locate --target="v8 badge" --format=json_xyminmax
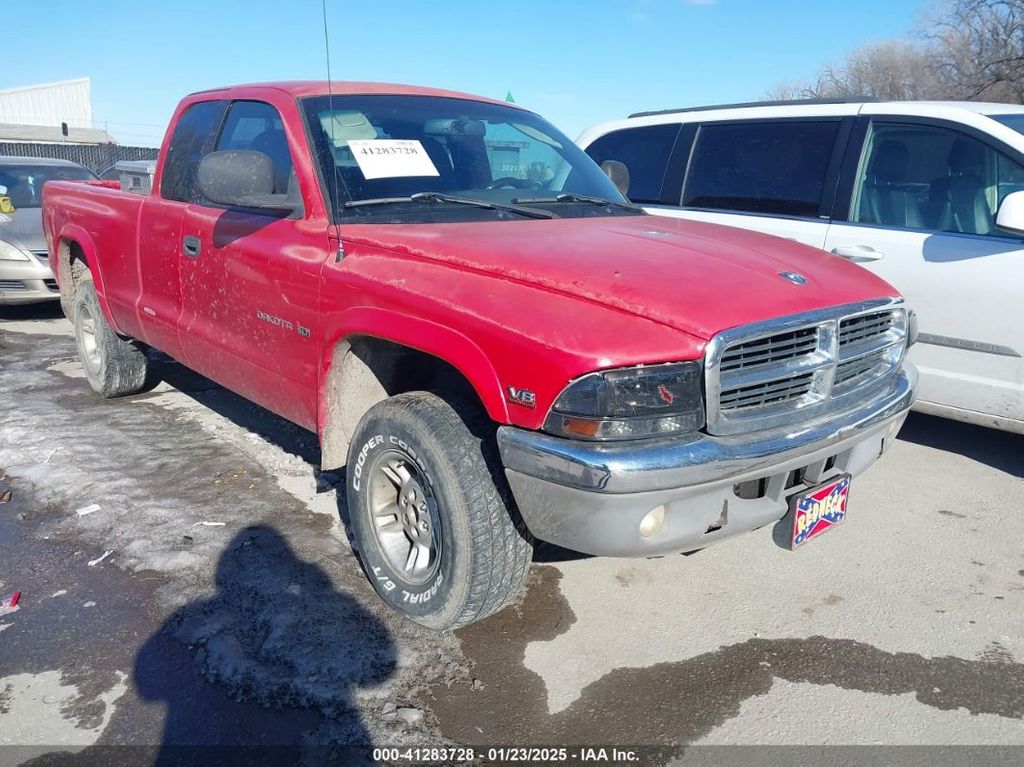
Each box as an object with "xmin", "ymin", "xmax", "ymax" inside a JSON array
[{"xmin": 507, "ymin": 386, "xmax": 536, "ymax": 408}]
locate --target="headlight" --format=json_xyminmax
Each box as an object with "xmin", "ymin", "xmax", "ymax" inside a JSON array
[
  {"xmin": 544, "ymin": 362, "xmax": 704, "ymax": 440},
  {"xmin": 0, "ymin": 240, "xmax": 31, "ymax": 262}
]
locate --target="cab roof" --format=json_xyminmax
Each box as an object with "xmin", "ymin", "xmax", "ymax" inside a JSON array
[{"xmin": 187, "ymin": 80, "xmax": 518, "ymax": 108}]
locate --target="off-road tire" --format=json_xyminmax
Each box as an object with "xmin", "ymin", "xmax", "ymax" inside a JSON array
[
  {"xmin": 346, "ymin": 391, "xmax": 533, "ymax": 629},
  {"xmin": 72, "ymin": 276, "xmax": 149, "ymax": 397}
]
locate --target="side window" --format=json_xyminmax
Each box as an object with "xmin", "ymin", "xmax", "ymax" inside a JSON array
[
  {"xmin": 584, "ymin": 124, "xmax": 681, "ymax": 203},
  {"xmin": 850, "ymin": 122, "xmax": 1024, "ymax": 236},
  {"xmin": 160, "ymin": 100, "xmax": 226, "ymax": 203},
  {"xmin": 682, "ymin": 120, "xmax": 841, "ymax": 217},
  {"xmin": 216, "ymin": 101, "xmax": 295, "ymax": 196}
]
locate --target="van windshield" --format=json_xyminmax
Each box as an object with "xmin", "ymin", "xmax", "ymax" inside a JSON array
[{"xmin": 300, "ymin": 94, "xmax": 638, "ymax": 223}]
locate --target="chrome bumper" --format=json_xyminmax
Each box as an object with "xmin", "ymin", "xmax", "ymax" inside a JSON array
[{"xmin": 498, "ymin": 366, "xmax": 917, "ymax": 557}]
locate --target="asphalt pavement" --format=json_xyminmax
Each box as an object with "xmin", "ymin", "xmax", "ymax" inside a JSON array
[{"xmin": 1, "ymin": 304, "xmax": 1022, "ymax": 765}]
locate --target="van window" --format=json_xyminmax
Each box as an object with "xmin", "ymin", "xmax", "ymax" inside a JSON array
[
  {"xmin": 850, "ymin": 121, "xmax": 1024, "ymax": 236},
  {"xmin": 584, "ymin": 124, "xmax": 680, "ymax": 203},
  {"xmin": 160, "ymin": 100, "xmax": 227, "ymax": 203},
  {"xmin": 682, "ymin": 120, "xmax": 841, "ymax": 217}
]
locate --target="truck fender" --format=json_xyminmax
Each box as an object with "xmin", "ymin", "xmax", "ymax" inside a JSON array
[
  {"xmin": 319, "ymin": 307, "xmax": 510, "ymax": 467},
  {"xmin": 57, "ymin": 224, "xmax": 121, "ymax": 333}
]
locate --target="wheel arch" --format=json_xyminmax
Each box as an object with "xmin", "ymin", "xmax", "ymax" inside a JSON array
[
  {"xmin": 318, "ymin": 308, "xmax": 509, "ymax": 470},
  {"xmin": 56, "ymin": 224, "xmax": 117, "ymax": 329}
]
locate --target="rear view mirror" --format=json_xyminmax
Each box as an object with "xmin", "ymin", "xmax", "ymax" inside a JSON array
[
  {"xmin": 996, "ymin": 190, "xmax": 1024, "ymax": 235},
  {"xmin": 601, "ymin": 160, "xmax": 630, "ymax": 198},
  {"xmin": 198, "ymin": 150, "xmax": 299, "ymax": 215}
]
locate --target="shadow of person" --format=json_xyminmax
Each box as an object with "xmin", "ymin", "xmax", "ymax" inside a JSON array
[{"xmin": 134, "ymin": 525, "xmax": 396, "ymax": 765}]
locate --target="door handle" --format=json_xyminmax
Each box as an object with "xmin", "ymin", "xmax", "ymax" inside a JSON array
[
  {"xmin": 831, "ymin": 245, "xmax": 884, "ymax": 262},
  {"xmin": 182, "ymin": 235, "xmax": 201, "ymax": 258}
]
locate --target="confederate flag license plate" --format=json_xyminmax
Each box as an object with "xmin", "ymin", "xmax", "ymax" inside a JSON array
[{"xmin": 789, "ymin": 474, "xmax": 851, "ymax": 549}]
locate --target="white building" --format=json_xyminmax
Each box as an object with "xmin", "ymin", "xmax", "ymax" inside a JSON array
[{"xmin": 0, "ymin": 78, "xmax": 113, "ymax": 144}]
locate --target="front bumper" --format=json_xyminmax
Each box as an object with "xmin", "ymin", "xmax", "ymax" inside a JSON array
[
  {"xmin": 0, "ymin": 253, "xmax": 58, "ymax": 305},
  {"xmin": 498, "ymin": 365, "xmax": 917, "ymax": 557}
]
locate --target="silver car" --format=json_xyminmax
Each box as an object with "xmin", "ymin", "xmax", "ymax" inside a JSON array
[{"xmin": 0, "ymin": 157, "xmax": 98, "ymax": 305}]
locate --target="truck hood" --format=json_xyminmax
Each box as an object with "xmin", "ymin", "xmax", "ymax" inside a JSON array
[{"xmin": 342, "ymin": 215, "xmax": 899, "ymax": 341}]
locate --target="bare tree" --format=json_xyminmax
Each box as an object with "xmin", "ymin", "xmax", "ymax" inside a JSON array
[
  {"xmin": 765, "ymin": 41, "xmax": 943, "ymax": 101},
  {"xmin": 766, "ymin": 0, "xmax": 1024, "ymax": 104},
  {"xmin": 930, "ymin": 0, "xmax": 1024, "ymax": 101}
]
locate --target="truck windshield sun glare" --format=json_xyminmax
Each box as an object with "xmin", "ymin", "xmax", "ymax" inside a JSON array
[{"xmin": 299, "ymin": 94, "xmax": 638, "ymax": 223}]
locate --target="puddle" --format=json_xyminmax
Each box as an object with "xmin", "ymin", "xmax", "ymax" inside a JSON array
[{"xmin": 428, "ymin": 565, "xmax": 1024, "ymax": 749}]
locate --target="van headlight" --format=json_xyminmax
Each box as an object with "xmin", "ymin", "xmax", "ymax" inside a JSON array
[
  {"xmin": 543, "ymin": 362, "xmax": 704, "ymax": 440},
  {"xmin": 0, "ymin": 240, "xmax": 31, "ymax": 262}
]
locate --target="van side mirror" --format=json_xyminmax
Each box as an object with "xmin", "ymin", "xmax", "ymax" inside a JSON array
[
  {"xmin": 996, "ymin": 190, "xmax": 1024, "ymax": 235},
  {"xmin": 198, "ymin": 150, "xmax": 299, "ymax": 215},
  {"xmin": 600, "ymin": 160, "xmax": 630, "ymax": 198}
]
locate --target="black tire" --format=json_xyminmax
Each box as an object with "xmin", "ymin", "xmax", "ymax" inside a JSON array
[
  {"xmin": 346, "ymin": 391, "xmax": 533, "ymax": 629},
  {"xmin": 72, "ymin": 276, "xmax": 149, "ymax": 397}
]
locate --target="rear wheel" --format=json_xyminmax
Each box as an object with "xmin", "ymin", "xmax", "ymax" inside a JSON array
[
  {"xmin": 346, "ymin": 391, "xmax": 533, "ymax": 629},
  {"xmin": 72, "ymin": 276, "xmax": 149, "ymax": 397}
]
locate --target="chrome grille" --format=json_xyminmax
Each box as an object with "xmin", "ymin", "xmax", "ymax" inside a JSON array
[
  {"xmin": 705, "ymin": 299, "xmax": 907, "ymax": 436},
  {"xmin": 719, "ymin": 327, "xmax": 818, "ymax": 373},
  {"xmin": 840, "ymin": 310, "xmax": 896, "ymax": 348},
  {"xmin": 720, "ymin": 371, "xmax": 815, "ymax": 409},
  {"xmin": 834, "ymin": 351, "xmax": 888, "ymax": 392}
]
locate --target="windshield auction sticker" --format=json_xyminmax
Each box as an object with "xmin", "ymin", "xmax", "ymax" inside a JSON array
[{"xmin": 348, "ymin": 139, "xmax": 440, "ymax": 180}]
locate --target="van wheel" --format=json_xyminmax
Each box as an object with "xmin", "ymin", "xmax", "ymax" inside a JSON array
[
  {"xmin": 346, "ymin": 392, "xmax": 533, "ymax": 630},
  {"xmin": 72, "ymin": 276, "xmax": 149, "ymax": 397}
]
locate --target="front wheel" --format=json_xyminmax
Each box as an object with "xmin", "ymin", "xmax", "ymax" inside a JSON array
[{"xmin": 346, "ymin": 392, "xmax": 533, "ymax": 629}]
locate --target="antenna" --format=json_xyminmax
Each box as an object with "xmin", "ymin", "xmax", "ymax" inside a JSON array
[{"xmin": 321, "ymin": 0, "xmax": 346, "ymax": 261}]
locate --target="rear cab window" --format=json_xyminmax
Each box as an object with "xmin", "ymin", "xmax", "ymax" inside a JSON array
[{"xmin": 682, "ymin": 120, "xmax": 842, "ymax": 217}]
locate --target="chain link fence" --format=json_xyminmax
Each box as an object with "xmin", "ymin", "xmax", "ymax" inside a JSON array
[{"xmin": 0, "ymin": 142, "xmax": 158, "ymax": 174}]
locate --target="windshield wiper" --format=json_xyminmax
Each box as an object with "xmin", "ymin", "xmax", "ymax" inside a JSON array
[
  {"xmin": 343, "ymin": 192, "xmax": 556, "ymax": 219},
  {"xmin": 511, "ymin": 193, "xmax": 644, "ymax": 212}
]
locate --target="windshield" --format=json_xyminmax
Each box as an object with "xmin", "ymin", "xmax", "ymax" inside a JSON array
[
  {"xmin": 300, "ymin": 95, "xmax": 635, "ymax": 223},
  {"xmin": 991, "ymin": 114, "xmax": 1024, "ymax": 136},
  {"xmin": 0, "ymin": 163, "xmax": 97, "ymax": 209}
]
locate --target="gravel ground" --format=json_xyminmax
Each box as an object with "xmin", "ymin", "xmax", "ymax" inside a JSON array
[{"xmin": 1, "ymin": 304, "xmax": 1022, "ymax": 765}]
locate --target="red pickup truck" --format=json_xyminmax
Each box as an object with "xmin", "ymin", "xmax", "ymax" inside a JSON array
[{"xmin": 43, "ymin": 82, "xmax": 916, "ymax": 629}]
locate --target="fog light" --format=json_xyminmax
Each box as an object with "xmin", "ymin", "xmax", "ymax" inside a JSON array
[{"xmin": 639, "ymin": 505, "xmax": 666, "ymax": 538}]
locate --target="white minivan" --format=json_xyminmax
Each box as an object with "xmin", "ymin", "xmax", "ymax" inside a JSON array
[{"xmin": 580, "ymin": 99, "xmax": 1024, "ymax": 434}]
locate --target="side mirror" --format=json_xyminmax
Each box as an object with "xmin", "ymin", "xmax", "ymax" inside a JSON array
[
  {"xmin": 600, "ymin": 159, "xmax": 630, "ymax": 198},
  {"xmin": 996, "ymin": 189, "xmax": 1024, "ymax": 235},
  {"xmin": 198, "ymin": 150, "xmax": 299, "ymax": 215}
]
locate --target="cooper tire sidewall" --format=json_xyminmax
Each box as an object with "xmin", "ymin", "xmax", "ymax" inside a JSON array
[{"xmin": 347, "ymin": 414, "xmax": 471, "ymax": 625}]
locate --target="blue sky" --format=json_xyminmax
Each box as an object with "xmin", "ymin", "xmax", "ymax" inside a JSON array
[{"xmin": 4, "ymin": 0, "xmax": 925, "ymax": 147}]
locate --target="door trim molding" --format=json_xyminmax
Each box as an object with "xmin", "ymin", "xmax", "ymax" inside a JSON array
[{"xmin": 917, "ymin": 332, "xmax": 1021, "ymax": 357}]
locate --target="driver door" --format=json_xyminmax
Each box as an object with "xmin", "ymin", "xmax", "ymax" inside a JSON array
[{"xmin": 178, "ymin": 98, "xmax": 324, "ymax": 429}]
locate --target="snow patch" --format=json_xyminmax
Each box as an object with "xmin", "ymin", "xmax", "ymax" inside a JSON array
[{"xmin": 0, "ymin": 669, "xmax": 127, "ymax": 746}]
